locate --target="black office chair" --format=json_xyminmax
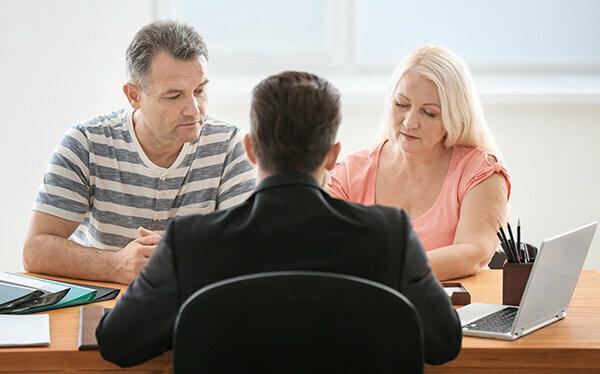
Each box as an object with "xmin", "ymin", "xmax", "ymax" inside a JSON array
[{"xmin": 173, "ymin": 271, "xmax": 424, "ymax": 374}]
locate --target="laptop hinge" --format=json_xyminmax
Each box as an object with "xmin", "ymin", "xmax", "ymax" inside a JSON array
[{"xmin": 513, "ymin": 310, "xmax": 566, "ymax": 336}]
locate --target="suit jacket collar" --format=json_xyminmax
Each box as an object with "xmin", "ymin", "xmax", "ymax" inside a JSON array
[{"xmin": 253, "ymin": 172, "xmax": 323, "ymax": 195}]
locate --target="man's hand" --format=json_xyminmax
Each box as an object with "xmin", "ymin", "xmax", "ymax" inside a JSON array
[
  {"xmin": 111, "ymin": 227, "xmax": 161, "ymax": 284},
  {"xmin": 136, "ymin": 226, "xmax": 162, "ymax": 244}
]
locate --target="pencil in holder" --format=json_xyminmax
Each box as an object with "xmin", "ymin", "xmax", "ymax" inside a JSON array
[{"xmin": 502, "ymin": 262, "xmax": 533, "ymax": 306}]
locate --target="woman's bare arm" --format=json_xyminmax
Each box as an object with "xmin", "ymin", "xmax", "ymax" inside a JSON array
[{"xmin": 426, "ymin": 173, "xmax": 508, "ymax": 280}]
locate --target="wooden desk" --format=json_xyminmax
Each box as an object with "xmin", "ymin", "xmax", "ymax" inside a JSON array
[
  {"xmin": 0, "ymin": 275, "xmax": 171, "ymax": 373},
  {"xmin": 1, "ymin": 270, "xmax": 599, "ymax": 373},
  {"xmin": 429, "ymin": 269, "xmax": 600, "ymax": 373}
]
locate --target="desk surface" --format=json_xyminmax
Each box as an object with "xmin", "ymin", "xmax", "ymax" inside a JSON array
[
  {"xmin": 437, "ymin": 269, "xmax": 600, "ymax": 374},
  {"xmin": 1, "ymin": 270, "xmax": 599, "ymax": 373}
]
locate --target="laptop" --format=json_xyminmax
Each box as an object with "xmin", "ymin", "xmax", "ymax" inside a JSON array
[{"xmin": 458, "ymin": 221, "xmax": 598, "ymax": 340}]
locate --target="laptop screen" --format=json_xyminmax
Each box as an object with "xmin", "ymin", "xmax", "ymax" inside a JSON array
[{"xmin": 513, "ymin": 222, "xmax": 597, "ymax": 333}]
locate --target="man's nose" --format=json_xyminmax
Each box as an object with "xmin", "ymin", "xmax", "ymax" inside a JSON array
[{"xmin": 182, "ymin": 96, "xmax": 201, "ymax": 117}]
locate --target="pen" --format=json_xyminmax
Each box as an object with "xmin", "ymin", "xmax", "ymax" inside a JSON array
[
  {"xmin": 517, "ymin": 219, "xmax": 521, "ymax": 254},
  {"xmin": 498, "ymin": 222, "xmax": 517, "ymax": 263},
  {"xmin": 497, "ymin": 222, "xmax": 514, "ymax": 263},
  {"xmin": 497, "ymin": 232, "xmax": 513, "ymax": 262},
  {"xmin": 507, "ymin": 222, "xmax": 520, "ymax": 263}
]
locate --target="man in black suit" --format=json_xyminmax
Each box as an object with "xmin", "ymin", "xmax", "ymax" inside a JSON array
[{"xmin": 96, "ymin": 71, "xmax": 462, "ymax": 367}]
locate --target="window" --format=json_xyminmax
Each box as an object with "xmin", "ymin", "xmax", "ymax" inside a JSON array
[
  {"xmin": 161, "ymin": 0, "xmax": 600, "ymax": 73},
  {"xmin": 156, "ymin": 0, "xmax": 600, "ymax": 102},
  {"xmin": 169, "ymin": 0, "xmax": 338, "ymax": 72},
  {"xmin": 354, "ymin": 0, "xmax": 600, "ymax": 72}
]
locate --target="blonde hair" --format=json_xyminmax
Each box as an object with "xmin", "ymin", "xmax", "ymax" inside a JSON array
[{"xmin": 382, "ymin": 45, "xmax": 500, "ymax": 155}]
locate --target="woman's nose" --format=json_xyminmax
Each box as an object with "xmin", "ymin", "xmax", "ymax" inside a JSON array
[{"xmin": 403, "ymin": 109, "xmax": 419, "ymax": 129}]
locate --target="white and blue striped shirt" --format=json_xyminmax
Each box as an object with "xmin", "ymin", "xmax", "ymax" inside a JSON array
[{"xmin": 33, "ymin": 109, "xmax": 256, "ymax": 250}]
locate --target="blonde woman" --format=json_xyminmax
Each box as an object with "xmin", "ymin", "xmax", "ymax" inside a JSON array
[{"xmin": 328, "ymin": 45, "xmax": 510, "ymax": 281}]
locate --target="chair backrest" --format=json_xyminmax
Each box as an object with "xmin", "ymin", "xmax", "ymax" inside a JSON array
[{"xmin": 173, "ymin": 271, "xmax": 424, "ymax": 374}]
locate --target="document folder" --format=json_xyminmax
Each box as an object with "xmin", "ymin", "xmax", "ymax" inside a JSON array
[
  {"xmin": 58, "ymin": 280, "xmax": 120, "ymax": 302},
  {"xmin": 0, "ymin": 273, "xmax": 119, "ymax": 314},
  {"xmin": 0, "ymin": 282, "xmax": 44, "ymax": 310},
  {"xmin": 0, "ymin": 272, "xmax": 69, "ymax": 313},
  {"xmin": 12, "ymin": 275, "xmax": 97, "ymax": 314}
]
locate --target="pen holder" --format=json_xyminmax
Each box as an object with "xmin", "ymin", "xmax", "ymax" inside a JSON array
[{"xmin": 502, "ymin": 262, "xmax": 533, "ymax": 306}]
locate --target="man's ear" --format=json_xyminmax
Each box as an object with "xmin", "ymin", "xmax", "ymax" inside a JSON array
[
  {"xmin": 123, "ymin": 83, "xmax": 141, "ymax": 109},
  {"xmin": 324, "ymin": 142, "xmax": 341, "ymax": 171},
  {"xmin": 243, "ymin": 133, "xmax": 257, "ymax": 165}
]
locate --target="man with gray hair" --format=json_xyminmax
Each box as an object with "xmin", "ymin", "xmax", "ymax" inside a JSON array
[{"xmin": 23, "ymin": 20, "xmax": 255, "ymax": 284}]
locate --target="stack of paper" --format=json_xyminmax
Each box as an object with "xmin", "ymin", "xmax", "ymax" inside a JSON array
[{"xmin": 0, "ymin": 314, "xmax": 50, "ymax": 347}]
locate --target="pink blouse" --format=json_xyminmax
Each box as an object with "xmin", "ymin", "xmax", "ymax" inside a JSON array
[{"xmin": 327, "ymin": 141, "xmax": 511, "ymax": 251}]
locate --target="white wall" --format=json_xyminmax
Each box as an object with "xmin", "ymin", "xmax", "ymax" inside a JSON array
[
  {"xmin": 0, "ymin": 0, "xmax": 154, "ymax": 271},
  {"xmin": 1, "ymin": 1, "xmax": 599, "ymax": 272}
]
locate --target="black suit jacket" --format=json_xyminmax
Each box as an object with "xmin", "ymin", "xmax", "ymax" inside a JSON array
[{"xmin": 97, "ymin": 172, "xmax": 462, "ymax": 367}]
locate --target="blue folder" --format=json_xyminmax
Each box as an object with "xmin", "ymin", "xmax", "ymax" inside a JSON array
[{"xmin": 9, "ymin": 274, "xmax": 97, "ymax": 314}]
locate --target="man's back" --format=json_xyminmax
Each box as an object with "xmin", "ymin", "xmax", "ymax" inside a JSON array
[
  {"xmin": 97, "ymin": 172, "xmax": 461, "ymax": 367},
  {"xmin": 175, "ymin": 172, "xmax": 407, "ymax": 298}
]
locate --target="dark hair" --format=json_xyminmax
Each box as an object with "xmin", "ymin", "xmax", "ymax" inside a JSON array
[
  {"xmin": 250, "ymin": 71, "xmax": 341, "ymax": 174},
  {"xmin": 126, "ymin": 20, "xmax": 208, "ymax": 87}
]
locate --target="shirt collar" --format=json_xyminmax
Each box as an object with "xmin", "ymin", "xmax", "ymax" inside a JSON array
[{"xmin": 253, "ymin": 172, "xmax": 323, "ymax": 194}]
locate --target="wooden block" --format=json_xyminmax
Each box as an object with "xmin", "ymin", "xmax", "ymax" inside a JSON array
[
  {"xmin": 442, "ymin": 282, "xmax": 471, "ymax": 306},
  {"xmin": 78, "ymin": 305, "xmax": 105, "ymax": 351}
]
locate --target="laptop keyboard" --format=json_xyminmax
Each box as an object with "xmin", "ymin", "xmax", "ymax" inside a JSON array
[{"xmin": 465, "ymin": 307, "xmax": 518, "ymax": 333}]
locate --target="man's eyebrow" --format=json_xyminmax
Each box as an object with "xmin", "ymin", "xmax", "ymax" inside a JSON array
[
  {"xmin": 162, "ymin": 89, "xmax": 183, "ymax": 95},
  {"xmin": 161, "ymin": 80, "xmax": 209, "ymax": 95}
]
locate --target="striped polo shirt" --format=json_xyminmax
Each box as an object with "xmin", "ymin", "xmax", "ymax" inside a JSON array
[{"xmin": 33, "ymin": 108, "xmax": 256, "ymax": 250}]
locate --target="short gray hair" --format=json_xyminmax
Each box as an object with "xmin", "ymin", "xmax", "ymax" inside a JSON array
[{"xmin": 126, "ymin": 20, "xmax": 208, "ymax": 88}]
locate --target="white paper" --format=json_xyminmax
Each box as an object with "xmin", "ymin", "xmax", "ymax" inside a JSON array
[
  {"xmin": 0, "ymin": 314, "xmax": 50, "ymax": 347},
  {"xmin": 444, "ymin": 287, "xmax": 464, "ymax": 297}
]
